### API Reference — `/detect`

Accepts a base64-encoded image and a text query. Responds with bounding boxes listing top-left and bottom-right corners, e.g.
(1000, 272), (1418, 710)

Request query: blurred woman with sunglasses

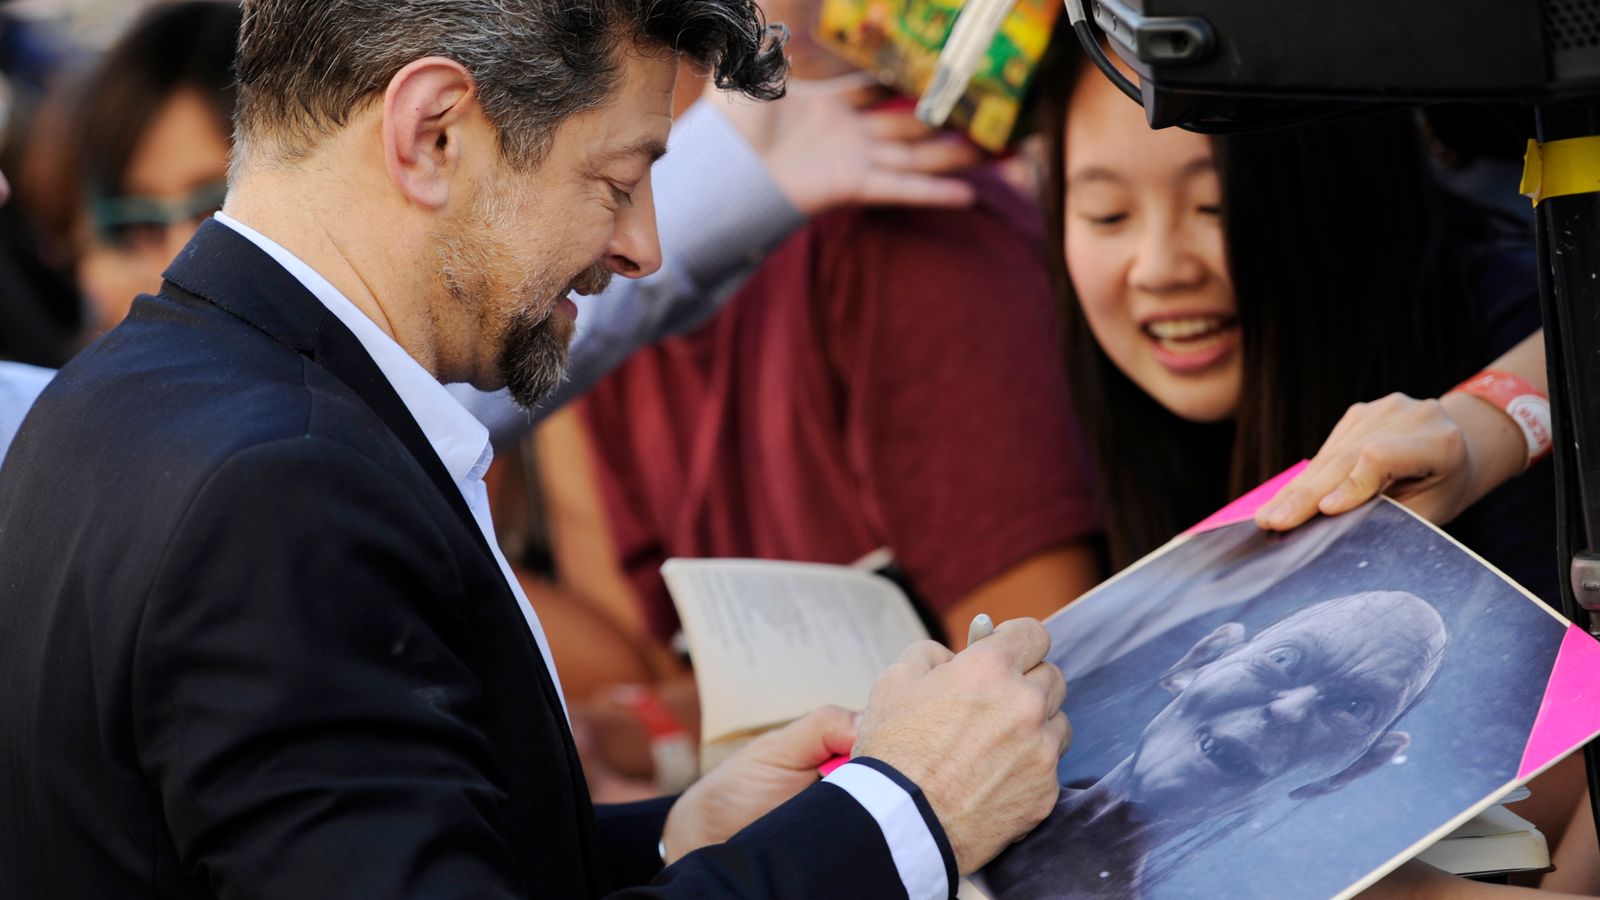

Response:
(20, 0), (237, 337)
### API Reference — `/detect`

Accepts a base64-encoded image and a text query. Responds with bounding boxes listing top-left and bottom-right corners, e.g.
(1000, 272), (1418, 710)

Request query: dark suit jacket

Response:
(0, 221), (947, 898)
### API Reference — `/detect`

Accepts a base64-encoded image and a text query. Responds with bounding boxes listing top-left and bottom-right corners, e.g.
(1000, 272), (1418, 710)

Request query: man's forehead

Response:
(581, 51), (677, 162)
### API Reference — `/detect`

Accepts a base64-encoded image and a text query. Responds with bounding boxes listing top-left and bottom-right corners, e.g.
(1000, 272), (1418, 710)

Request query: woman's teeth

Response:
(1144, 316), (1233, 342)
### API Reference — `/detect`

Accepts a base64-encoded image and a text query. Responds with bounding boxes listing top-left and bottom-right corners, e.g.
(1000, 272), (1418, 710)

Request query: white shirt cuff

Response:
(824, 760), (953, 900)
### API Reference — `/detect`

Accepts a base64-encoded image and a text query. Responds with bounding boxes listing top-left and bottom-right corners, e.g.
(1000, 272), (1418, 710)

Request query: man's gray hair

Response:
(234, 0), (785, 171)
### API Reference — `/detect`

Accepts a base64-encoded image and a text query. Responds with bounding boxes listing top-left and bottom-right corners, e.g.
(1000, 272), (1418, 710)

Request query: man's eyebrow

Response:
(597, 138), (669, 167)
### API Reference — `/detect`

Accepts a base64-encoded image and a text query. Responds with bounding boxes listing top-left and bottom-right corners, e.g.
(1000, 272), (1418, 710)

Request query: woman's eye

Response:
(1197, 204), (1223, 217)
(1083, 212), (1128, 227)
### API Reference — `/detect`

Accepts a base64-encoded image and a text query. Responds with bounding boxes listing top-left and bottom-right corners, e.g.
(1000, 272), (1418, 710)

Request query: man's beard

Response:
(435, 183), (612, 409)
(496, 261), (610, 409)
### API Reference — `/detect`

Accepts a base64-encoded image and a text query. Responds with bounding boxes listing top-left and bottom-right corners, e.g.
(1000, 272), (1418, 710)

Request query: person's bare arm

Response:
(1542, 787), (1600, 895)
(1258, 332), (1545, 531)
(939, 544), (1101, 647)
(536, 406), (658, 640)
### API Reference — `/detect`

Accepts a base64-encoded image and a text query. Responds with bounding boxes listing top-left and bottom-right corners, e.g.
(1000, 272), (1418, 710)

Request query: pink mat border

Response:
(1519, 623), (1600, 780)
(818, 755), (850, 777)
(1184, 461), (1310, 536)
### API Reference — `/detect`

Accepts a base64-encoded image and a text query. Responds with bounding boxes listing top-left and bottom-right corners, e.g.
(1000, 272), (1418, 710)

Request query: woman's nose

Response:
(1129, 221), (1207, 294)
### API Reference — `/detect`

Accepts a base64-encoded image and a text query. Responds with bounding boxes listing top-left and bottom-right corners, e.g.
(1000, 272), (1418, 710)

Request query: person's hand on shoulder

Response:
(854, 619), (1070, 874)
(706, 73), (984, 215)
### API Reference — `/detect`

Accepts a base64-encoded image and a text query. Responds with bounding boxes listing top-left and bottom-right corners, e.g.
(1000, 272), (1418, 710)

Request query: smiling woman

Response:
(1019, 35), (1579, 893)
(1060, 86), (1237, 425)
(1032, 37), (1553, 597)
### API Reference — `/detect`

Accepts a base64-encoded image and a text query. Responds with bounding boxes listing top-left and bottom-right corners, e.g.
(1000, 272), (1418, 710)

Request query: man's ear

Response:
(1288, 731), (1409, 800)
(382, 57), (477, 210)
(1159, 623), (1245, 694)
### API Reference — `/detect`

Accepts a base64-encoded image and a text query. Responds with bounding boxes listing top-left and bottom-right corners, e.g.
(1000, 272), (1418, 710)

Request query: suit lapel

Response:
(161, 221), (592, 763)
(163, 220), (608, 894)
(162, 221), (493, 554)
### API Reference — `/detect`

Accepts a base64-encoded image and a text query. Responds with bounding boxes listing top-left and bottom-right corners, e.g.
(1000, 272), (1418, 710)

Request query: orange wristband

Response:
(1449, 369), (1552, 468)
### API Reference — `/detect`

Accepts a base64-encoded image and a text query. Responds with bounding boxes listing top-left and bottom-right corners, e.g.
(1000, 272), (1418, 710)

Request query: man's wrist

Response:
(824, 757), (958, 900)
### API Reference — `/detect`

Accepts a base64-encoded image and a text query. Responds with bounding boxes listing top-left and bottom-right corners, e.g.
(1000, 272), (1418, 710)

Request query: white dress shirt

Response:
(214, 210), (951, 900)
(0, 361), (54, 467)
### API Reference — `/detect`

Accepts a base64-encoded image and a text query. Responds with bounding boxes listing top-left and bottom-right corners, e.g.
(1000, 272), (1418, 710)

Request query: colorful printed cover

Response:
(976, 464), (1600, 899)
(816, 0), (1059, 152)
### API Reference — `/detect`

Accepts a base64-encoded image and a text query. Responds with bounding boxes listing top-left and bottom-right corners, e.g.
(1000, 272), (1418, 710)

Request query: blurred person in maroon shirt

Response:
(535, 0), (1103, 791)
(581, 169), (1100, 644)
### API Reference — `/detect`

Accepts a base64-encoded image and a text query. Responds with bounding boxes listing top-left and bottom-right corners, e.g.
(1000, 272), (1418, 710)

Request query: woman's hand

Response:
(1258, 333), (1547, 531)
(1255, 391), (1526, 531)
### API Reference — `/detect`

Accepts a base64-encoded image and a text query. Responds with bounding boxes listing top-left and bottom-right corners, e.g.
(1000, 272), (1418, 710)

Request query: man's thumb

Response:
(769, 705), (859, 768)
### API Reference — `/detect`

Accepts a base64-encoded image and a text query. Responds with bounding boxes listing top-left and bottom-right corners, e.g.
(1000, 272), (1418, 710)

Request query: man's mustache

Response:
(568, 262), (613, 297)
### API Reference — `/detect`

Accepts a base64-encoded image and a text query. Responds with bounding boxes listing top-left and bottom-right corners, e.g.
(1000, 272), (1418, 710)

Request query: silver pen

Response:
(967, 612), (996, 646)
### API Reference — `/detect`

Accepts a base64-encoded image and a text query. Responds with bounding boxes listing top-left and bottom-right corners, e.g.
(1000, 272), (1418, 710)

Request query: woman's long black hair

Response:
(1036, 39), (1502, 569)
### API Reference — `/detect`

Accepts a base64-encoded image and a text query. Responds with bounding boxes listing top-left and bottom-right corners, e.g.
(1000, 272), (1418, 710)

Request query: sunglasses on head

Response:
(87, 180), (228, 255)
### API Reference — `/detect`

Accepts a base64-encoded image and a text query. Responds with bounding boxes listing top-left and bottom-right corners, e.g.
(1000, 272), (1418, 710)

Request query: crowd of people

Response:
(0, 0), (1592, 898)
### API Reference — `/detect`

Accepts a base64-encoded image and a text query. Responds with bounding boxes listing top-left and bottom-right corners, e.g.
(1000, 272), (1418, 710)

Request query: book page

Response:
(662, 559), (929, 742)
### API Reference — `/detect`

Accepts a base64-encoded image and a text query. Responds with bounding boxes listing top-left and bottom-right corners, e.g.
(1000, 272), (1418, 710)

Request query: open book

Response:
(661, 559), (928, 769)
(662, 467), (1600, 898)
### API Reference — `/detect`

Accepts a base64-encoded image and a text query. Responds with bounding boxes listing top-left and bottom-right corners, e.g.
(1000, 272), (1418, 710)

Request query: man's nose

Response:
(1266, 685), (1320, 723)
(605, 177), (661, 280)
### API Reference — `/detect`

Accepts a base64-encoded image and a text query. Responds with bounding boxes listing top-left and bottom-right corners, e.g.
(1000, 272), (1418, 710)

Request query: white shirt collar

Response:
(213, 211), (493, 486)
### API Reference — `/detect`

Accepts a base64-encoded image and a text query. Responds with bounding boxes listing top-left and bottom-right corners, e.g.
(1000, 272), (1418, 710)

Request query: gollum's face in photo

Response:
(1129, 591), (1447, 815)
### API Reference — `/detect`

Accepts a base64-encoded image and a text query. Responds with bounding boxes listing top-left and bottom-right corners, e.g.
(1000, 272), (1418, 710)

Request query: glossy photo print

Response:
(977, 499), (1585, 900)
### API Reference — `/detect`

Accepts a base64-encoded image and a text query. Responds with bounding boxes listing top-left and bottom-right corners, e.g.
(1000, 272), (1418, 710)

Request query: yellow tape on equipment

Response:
(1521, 136), (1600, 207)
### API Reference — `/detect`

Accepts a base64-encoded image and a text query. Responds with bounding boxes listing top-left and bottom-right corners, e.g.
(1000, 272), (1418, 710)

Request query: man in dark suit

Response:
(0, 1), (1071, 897)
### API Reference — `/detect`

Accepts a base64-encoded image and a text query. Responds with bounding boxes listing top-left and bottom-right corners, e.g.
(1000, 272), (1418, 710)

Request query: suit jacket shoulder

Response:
(0, 223), (600, 897)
